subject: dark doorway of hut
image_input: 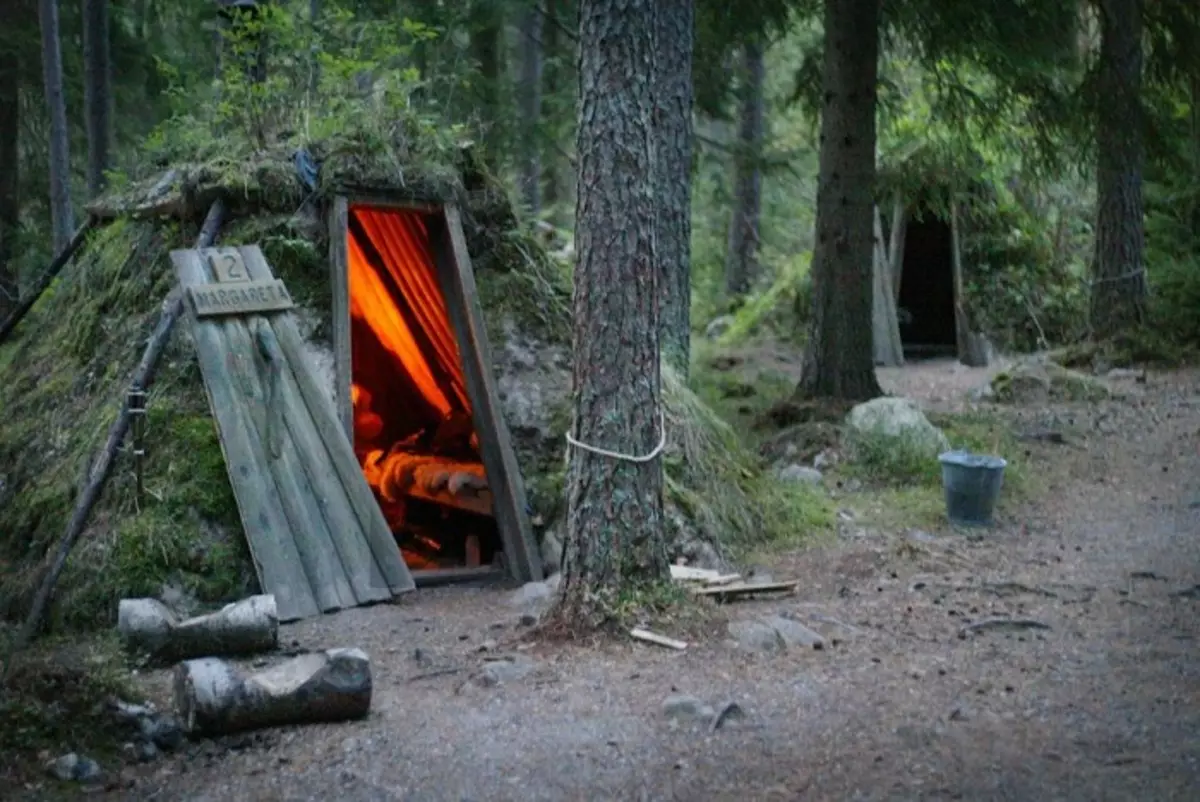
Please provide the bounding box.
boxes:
[328,199,542,588]
[895,211,957,360]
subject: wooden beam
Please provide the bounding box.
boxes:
[949,199,969,364]
[328,196,353,443]
[412,565,504,587]
[0,218,97,345]
[431,206,543,584]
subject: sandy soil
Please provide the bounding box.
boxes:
[21,361,1200,801]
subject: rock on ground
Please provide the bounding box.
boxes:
[845,396,950,455]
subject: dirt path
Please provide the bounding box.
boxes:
[62,369,1200,801]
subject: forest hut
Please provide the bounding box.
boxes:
[871,185,993,368]
[0,130,784,630]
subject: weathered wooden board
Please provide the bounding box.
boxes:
[170,245,414,622]
[327,198,354,443]
[431,205,542,584]
[189,279,294,317]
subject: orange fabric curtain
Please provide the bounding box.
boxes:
[347,206,471,417]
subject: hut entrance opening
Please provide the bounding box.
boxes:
[346,204,500,573]
[896,214,957,358]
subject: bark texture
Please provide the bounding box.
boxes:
[797,0,883,401]
[469,1,505,170]
[38,0,76,253]
[83,0,112,198]
[1089,0,1146,339]
[655,0,695,378]
[556,0,667,626]
[518,4,544,216]
[0,39,19,317]
[725,40,766,299]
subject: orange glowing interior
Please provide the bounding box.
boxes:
[347,205,498,571]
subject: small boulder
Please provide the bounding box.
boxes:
[661,694,715,721]
[46,753,102,783]
[990,361,1111,404]
[845,397,949,456]
[776,464,824,486]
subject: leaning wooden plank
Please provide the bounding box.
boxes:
[0,217,97,345]
[174,648,372,737]
[328,196,354,442]
[630,628,688,650]
[172,249,320,622]
[239,246,414,595]
[117,595,279,664]
[218,311,358,613]
[267,322,392,605]
[691,580,800,599]
[5,202,225,661]
[433,206,542,583]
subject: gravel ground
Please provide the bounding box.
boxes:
[23,363,1200,801]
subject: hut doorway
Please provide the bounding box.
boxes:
[328,199,541,586]
[896,213,957,358]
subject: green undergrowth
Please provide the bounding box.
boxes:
[839,410,1031,530]
[663,365,834,559]
[0,217,256,631]
[0,630,136,778]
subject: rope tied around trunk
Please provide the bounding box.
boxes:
[565,410,667,463]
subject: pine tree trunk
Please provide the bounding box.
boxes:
[796,0,882,402]
[724,40,765,299]
[517,5,544,217]
[540,0,561,221]
[469,1,505,171]
[553,0,667,628]
[83,0,112,198]
[654,0,694,378]
[1089,0,1146,339]
[0,42,18,317]
[39,0,76,254]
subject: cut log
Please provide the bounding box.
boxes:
[174,647,373,737]
[5,199,227,666]
[117,595,279,663]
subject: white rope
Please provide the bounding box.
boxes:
[565,410,667,464]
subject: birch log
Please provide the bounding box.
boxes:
[117,594,279,663]
[174,648,372,736]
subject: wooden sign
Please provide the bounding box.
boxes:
[189,279,295,317]
[202,248,251,283]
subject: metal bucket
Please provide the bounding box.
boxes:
[938,450,1007,527]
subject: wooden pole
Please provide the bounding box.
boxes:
[5,200,226,662]
[0,218,97,346]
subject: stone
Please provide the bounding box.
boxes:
[990,361,1112,404]
[46,753,103,783]
[845,397,950,456]
[539,526,563,577]
[475,656,536,687]
[704,315,735,340]
[729,615,826,653]
[507,579,554,609]
[661,694,715,720]
[776,464,823,486]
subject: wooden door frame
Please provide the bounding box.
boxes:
[327,195,543,585]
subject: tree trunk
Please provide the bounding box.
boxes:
[655,0,695,378]
[796,0,882,402]
[1089,0,1146,339]
[552,0,667,628]
[0,41,19,317]
[541,0,562,223]
[724,40,765,299]
[469,1,505,171]
[517,5,543,217]
[38,0,76,254]
[117,595,279,665]
[83,0,112,198]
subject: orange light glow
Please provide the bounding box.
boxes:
[346,205,491,568]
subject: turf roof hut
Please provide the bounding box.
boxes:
[1,133,793,630]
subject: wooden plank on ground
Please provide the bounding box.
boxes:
[432,206,542,584]
[239,246,415,596]
[691,580,800,600]
[328,197,353,443]
[170,250,320,622]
